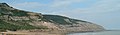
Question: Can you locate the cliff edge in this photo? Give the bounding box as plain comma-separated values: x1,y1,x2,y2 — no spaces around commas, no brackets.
0,3,105,35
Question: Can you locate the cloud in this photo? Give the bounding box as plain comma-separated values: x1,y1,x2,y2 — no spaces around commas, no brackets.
50,0,85,7
13,2,44,8
10,2,53,12
10,0,120,15
88,0,120,13
56,0,120,15
47,0,120,24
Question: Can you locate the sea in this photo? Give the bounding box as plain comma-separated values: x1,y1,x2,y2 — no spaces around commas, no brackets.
67,30,120,35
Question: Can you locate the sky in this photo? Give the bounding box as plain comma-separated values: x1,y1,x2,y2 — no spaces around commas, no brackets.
0,0,120,30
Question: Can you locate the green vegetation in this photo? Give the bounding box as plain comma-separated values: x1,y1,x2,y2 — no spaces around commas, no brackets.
0,4,48,32
0,20,47,32
11,9,29,16
0,7,9,13
43,15,76,25
0,7,29,16
42,15,89,25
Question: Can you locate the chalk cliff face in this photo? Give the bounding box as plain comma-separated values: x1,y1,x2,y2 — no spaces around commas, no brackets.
0,3,105,32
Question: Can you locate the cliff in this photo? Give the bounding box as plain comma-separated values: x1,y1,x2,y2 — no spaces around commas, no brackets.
0,3,105,35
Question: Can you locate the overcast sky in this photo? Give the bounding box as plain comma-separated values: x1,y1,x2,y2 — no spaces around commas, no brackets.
1,0,120,30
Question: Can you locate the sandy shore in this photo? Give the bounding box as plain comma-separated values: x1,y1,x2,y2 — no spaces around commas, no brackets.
0,31,66,35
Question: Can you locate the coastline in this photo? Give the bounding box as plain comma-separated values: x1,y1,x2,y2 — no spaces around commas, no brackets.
0,32,65,35
66,30,106,35
0,30,108,35
67,30,120,35
67,30,120,34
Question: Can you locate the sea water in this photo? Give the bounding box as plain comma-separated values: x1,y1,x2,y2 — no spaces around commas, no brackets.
67,30,120,35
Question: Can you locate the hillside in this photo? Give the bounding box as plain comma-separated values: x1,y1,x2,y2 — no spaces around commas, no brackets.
0,3,105,35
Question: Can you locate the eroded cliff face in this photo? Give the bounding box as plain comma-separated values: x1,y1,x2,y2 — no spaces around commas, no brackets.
0,3,105,33
42,15,105,32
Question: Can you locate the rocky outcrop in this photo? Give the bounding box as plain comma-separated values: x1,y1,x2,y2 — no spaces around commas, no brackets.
0,3,105,34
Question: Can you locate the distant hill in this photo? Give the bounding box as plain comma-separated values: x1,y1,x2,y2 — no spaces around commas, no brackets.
0,3,105,33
